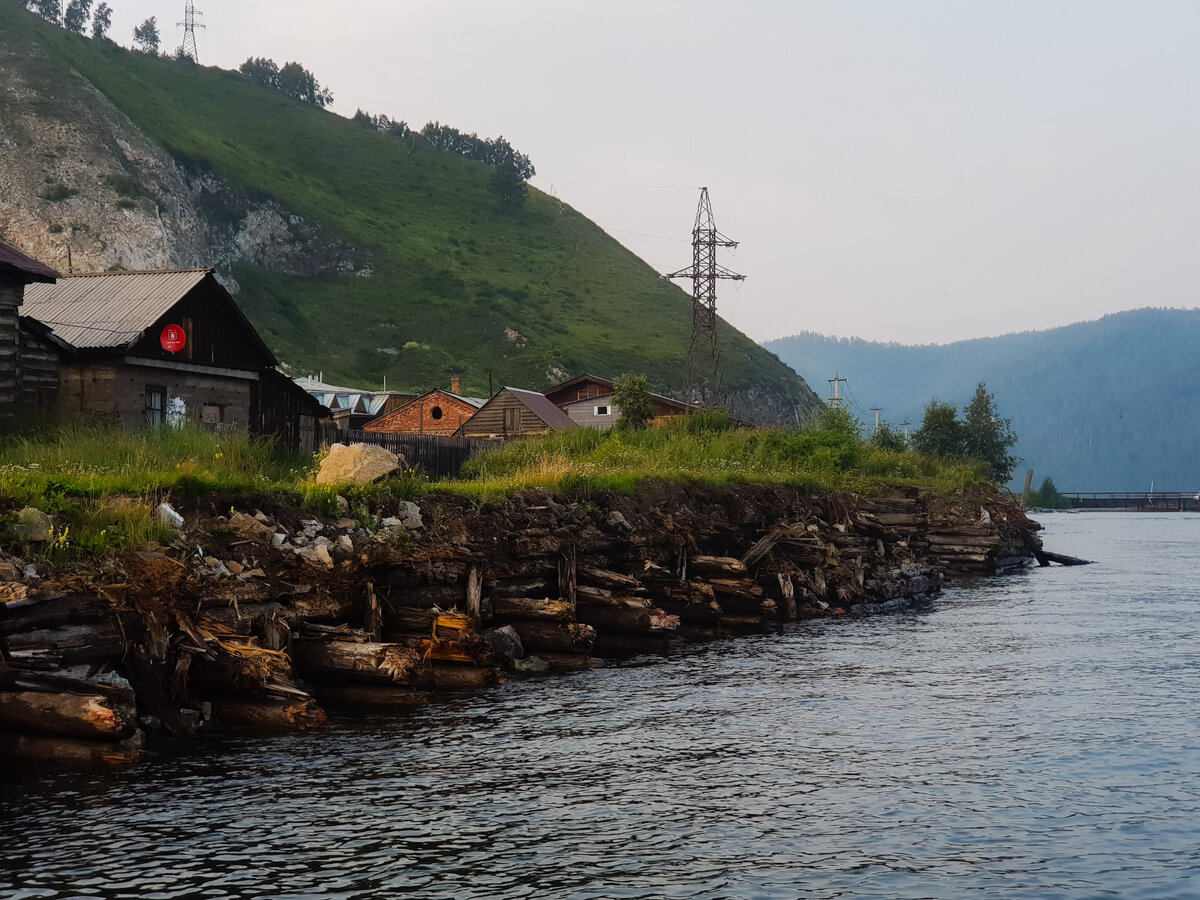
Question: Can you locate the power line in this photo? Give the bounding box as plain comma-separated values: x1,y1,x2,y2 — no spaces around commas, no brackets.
534,176,697,190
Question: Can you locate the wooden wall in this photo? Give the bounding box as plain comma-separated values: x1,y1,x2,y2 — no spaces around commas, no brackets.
0,283,20,427
17,324,60,415
56,361,255,430
459,390,555,439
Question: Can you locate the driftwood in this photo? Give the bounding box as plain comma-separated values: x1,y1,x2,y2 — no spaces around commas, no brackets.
576,604,680,634
509,621,596,654
410,664,500,691
0,732,143,765
291,639,422,684
0,690,136,741
575,584,653,609
576,566,644,592
310,683,435,707
212,697,327,732
490,596,575,621
0,593,111,632
536,653,599,672
688,555,748,576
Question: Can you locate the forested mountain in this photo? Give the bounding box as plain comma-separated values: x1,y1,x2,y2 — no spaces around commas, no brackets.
766,308,1200,491
0,2,820,421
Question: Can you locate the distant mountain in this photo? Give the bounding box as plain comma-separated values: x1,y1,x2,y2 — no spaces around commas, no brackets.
765,308,1200,491
0,2,820,422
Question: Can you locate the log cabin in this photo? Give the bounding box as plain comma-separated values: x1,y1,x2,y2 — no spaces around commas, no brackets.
0,242,60,430
456,387,577,440
17,267,326,450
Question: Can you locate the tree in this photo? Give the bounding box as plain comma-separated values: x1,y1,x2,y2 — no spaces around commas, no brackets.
28,0,60,23
962,382,1018,482
1028,476,1070,509
489,161,529,212
91,2,112,39
612,373,654,430
63,0,93,34
869,421,907,452
132,16,160,54
239,57,281,88
912,400,965,459
277,61,334,107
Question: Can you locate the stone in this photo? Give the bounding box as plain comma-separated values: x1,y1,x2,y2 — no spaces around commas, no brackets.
512,655,551,675
380,516,402,528
606,510,632,531
271,533,287,548
315,443,402,485
336,534,354,554
401,515,423,530
483,625,524,666
229,512,274,543
226,560,244,575
296,543,333,569
335,518,357,530
0,562,17,583
155,503,184,529
17,507,52,542
336,494,350,514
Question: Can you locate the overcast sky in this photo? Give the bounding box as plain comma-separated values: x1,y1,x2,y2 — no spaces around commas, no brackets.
99,1,1200,345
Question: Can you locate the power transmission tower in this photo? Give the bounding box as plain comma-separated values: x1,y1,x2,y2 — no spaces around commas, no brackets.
827,373,847,408
870,407,882,432
666,187,745,403
178,1,204,63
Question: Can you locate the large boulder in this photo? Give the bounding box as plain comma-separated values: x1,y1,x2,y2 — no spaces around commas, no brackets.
315,443,404,485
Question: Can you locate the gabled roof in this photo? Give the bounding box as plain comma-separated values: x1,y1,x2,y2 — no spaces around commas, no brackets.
0,242,59,284
293,376,412,416
21,269,211,350
543,373,615,395
544,373,697,414
504,386,578,430
363,388,486,431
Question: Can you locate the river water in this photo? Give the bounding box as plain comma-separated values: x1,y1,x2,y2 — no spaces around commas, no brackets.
2,512,1198,899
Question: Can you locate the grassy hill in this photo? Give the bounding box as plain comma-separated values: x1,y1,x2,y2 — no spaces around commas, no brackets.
766,308,1200,491
2,1,818,419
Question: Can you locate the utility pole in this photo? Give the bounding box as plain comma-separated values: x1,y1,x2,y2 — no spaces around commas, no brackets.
900,420,911,440
870,407,882,432
666,187,745,404
827,374,847,408
178,1,204,63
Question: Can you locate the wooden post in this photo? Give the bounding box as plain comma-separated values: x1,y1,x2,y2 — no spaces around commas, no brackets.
466,565,483,622
365,581,382,641
1021,469,1034,508
558,549,577,609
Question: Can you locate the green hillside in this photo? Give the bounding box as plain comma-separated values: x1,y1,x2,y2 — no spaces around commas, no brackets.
766,309,1200,491
2,2,817,419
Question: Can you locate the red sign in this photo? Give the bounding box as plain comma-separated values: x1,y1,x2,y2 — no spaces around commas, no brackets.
160,324,186,354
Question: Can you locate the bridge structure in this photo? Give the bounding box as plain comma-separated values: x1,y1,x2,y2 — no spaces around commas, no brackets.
1059,492,1200,511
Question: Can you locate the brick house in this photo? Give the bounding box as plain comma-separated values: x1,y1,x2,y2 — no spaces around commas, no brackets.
363,380,485,435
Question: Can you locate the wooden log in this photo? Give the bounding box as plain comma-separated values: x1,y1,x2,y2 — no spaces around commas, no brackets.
212,697,328,732
410,664,500,691
718,615,767,630
385,607,439,632
576,566,644,592
0,733,143,766
291,640,422,684
707,578,766,601
536,653,599,672
591,632,677,657
1041,550,1092,566
508,621,595,654
575,584,653,608
389,584,467,610
3,621,121,651
308,683,435,707
490,596,575,621
0,691,136,741
688,555,749,576
388,635,492,666
0,594,111,633
576,604,653,633
489,578,552,598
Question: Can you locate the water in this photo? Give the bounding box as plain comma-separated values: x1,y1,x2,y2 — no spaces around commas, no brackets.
2,512,1198,899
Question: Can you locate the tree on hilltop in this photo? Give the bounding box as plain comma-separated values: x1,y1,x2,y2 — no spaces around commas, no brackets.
912,399,964,460
239,58,333,108
489,161,529,212
91,2,112,40
63,0,93,34
28,0,60,23
912,383,1018,482
133,16,160,54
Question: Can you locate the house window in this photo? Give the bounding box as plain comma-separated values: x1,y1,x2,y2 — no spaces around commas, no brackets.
595,405,610,416
430,406,443,420
202,403,224,427
145,385,166,428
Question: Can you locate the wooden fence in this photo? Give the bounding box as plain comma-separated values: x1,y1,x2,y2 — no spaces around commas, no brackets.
319,425,500,479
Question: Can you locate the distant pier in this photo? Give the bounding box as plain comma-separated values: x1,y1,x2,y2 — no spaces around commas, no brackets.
1061,492,1200,511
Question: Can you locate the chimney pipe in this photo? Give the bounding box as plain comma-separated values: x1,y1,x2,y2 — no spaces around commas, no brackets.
450,375,461,395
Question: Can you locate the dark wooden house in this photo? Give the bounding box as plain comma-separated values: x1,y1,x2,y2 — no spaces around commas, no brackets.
0,242,59,429
542,373,697,429
457,387,577,439
20,268,326,450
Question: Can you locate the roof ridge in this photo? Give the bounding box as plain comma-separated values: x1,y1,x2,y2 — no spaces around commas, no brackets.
59,268,214,278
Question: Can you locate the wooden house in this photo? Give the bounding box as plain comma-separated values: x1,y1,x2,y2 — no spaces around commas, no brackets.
19,268,326,450
0,242,60,428
363,383,485,435
542,374,697,429
456,387,577,440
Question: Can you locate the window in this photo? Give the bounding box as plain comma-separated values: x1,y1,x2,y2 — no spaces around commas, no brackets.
595,405,610,416
144,385,166,428
430,406,443,420
202,403,224,425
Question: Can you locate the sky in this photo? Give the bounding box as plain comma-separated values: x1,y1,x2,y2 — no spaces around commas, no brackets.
93,0,1200,345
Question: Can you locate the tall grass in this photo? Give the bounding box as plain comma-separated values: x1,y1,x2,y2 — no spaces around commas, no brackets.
453,418,983,498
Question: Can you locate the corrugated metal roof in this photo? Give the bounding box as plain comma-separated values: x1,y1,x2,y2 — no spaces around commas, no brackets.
505,387,579,430
21,270,210,350
0,242,59,282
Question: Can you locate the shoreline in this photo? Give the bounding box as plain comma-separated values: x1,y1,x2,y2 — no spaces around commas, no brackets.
0,480,1045,766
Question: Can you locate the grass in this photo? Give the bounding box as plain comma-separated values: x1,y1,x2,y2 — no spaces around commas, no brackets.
0,416,982,565
2,1,819,416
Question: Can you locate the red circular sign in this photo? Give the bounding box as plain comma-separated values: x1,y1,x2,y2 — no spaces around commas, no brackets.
160,324,186,353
